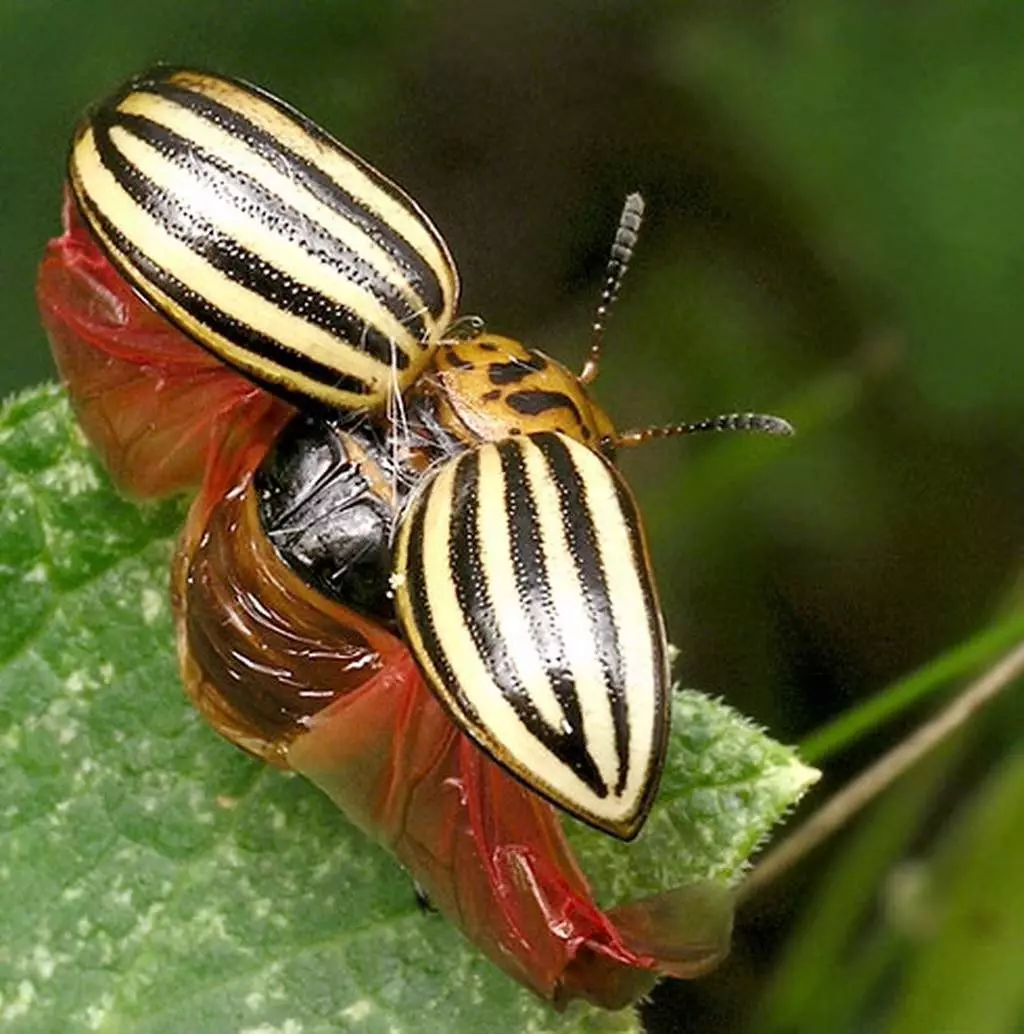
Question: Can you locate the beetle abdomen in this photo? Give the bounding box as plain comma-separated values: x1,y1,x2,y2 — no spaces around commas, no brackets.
255,414,401,620
68,67,459,409
393,430,670,839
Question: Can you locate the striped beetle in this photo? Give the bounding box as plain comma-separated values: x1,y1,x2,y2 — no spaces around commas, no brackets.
51,67,792,841
386,197,791,838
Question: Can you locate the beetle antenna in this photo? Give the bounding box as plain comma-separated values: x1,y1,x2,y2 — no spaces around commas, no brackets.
579,192,645,385
614,411,794,449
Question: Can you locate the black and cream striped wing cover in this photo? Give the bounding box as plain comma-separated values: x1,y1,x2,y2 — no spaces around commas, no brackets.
393,430,671,839
68,67,458,410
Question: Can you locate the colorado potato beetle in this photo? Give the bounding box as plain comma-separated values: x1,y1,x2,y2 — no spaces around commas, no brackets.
387,200,790,838
54,66,793,840
39,67,791,1005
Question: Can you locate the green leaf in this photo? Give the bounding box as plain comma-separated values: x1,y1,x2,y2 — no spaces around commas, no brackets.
0,386,816,1033
565,690,819,904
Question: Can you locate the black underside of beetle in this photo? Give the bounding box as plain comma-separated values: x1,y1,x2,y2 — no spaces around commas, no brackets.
256,397,466,621
256,414,399,621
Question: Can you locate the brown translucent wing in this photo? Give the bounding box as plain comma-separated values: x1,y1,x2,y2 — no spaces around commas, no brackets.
290,664,733,1007
37,189,290,499
172,465,405,766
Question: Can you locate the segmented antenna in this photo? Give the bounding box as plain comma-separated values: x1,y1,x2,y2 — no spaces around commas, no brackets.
615,412,794,449
579,192,645,384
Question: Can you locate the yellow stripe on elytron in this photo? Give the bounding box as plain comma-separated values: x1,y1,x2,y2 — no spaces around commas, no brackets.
474,444,565,734
166,70,459,314
394,502,447,709
571,439,662,807
520,436,623,796
72,130,394,399
108,126,419,360
418,457,495,709
115,91,438,326
73,171,382,408
411,455,522,746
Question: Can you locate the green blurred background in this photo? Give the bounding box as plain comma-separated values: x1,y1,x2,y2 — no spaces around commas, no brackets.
4,1,1023,1031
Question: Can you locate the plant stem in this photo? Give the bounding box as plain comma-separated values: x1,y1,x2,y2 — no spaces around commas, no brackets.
801,609,1024,763
739,639,1024,903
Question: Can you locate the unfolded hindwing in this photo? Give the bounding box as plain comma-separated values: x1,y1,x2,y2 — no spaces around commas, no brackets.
394,430,670,839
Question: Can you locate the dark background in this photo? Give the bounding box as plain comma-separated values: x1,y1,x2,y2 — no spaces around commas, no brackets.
5,2,1023,1031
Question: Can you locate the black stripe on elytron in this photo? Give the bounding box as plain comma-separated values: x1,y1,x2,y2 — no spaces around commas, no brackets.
111,110,431,347
533,432,631,796
497,439,609,797
505,389,586,428
74,187,373,401
88,116,410,375
608,470,664,675
138,74,448,324
401,465,482,728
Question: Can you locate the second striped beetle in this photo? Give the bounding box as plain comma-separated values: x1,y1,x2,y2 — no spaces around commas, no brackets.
60,66,792,839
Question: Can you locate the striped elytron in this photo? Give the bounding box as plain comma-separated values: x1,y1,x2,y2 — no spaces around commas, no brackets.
67,66,458,409
56,69,793,841
393,431,668,838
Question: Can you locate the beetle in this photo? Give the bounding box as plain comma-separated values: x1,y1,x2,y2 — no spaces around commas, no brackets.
54,64,794,839
38,193,740,1006
56,66,792,841
39,66,791,1004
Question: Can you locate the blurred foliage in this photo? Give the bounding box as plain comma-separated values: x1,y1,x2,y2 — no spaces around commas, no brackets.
3,0,1023,1032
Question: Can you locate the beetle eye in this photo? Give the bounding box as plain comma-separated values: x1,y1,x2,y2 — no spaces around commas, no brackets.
255,414,397,621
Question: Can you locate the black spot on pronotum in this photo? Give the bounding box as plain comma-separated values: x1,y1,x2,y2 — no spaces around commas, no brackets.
486,352,548,386
481,389,501,402
444,353,475,371
505,390,585,428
